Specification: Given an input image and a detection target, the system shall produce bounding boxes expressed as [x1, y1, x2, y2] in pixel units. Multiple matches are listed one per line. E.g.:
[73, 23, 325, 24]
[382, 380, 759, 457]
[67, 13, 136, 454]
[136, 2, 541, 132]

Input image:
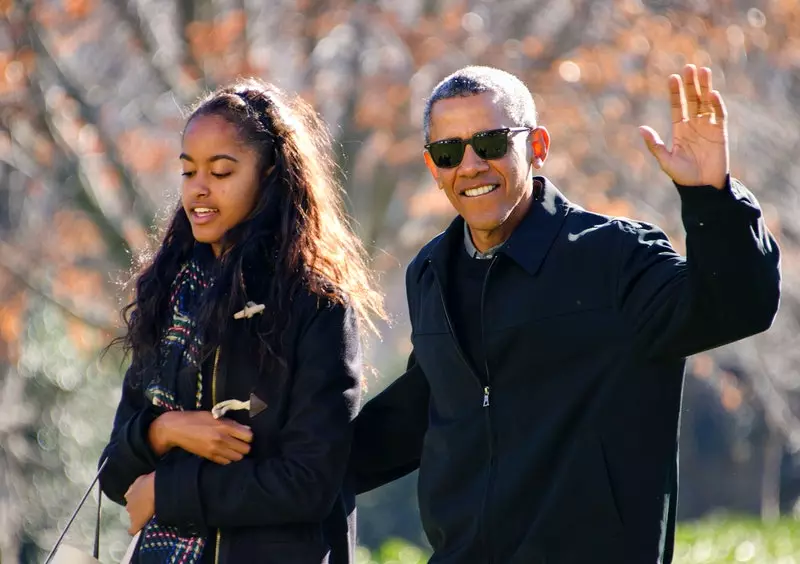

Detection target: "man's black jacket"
[99, 268, 362, 564]
[351, 177, 780, 564]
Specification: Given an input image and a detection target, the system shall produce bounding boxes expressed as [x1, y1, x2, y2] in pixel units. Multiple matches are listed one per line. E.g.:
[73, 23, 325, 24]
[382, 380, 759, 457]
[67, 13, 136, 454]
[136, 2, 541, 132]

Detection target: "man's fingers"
[709, 90, 727, 124]
[696, 66, 715, 119]
[698, 66, 713, 96]
[683, 64, 701, 117]
[669, 74, 687, 124]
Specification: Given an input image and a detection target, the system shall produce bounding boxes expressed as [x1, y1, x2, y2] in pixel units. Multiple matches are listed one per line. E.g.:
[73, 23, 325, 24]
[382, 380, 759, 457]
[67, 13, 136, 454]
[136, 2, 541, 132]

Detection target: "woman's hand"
[148, 411, 253, 464]
[124, 472, 155, 535]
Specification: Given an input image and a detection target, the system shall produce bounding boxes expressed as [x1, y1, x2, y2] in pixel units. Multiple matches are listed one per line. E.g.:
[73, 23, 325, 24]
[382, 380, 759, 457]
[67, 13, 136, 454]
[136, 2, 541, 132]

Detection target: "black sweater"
[448, 249, 492, 381]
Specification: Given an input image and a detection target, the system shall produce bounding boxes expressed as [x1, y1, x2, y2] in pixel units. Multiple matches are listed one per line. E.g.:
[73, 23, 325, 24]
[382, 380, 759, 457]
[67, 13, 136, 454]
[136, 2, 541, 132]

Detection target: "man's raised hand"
[640, 64, 729, 190]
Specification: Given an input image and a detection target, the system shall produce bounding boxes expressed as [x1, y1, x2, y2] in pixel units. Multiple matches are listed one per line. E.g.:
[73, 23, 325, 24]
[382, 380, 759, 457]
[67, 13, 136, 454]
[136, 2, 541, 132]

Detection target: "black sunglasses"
[425, 127, 532, 169]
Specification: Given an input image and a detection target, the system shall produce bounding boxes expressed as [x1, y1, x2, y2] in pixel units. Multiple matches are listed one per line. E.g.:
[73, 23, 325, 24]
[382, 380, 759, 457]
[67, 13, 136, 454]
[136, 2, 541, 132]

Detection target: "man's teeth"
[464, 185, 496, 197]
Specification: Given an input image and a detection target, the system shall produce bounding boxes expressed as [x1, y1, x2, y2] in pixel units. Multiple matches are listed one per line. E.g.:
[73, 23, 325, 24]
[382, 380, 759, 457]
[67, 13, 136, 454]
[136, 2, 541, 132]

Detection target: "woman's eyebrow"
[179, 153, 239, 163]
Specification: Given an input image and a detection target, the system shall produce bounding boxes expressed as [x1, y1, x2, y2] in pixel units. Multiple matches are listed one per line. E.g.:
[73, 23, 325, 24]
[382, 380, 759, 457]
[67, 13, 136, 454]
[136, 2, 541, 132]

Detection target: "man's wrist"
[674, 173, 732, 192]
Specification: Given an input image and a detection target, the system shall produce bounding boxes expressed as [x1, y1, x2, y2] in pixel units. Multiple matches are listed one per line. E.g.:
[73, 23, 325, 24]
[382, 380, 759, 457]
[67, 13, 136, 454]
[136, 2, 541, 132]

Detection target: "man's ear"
[423, 151, 443, 189]
[530, 126, 551, 169]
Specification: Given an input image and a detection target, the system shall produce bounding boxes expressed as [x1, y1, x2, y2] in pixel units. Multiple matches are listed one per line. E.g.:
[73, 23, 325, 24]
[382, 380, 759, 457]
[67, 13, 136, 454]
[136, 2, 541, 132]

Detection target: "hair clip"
[234, 301, 265, 319]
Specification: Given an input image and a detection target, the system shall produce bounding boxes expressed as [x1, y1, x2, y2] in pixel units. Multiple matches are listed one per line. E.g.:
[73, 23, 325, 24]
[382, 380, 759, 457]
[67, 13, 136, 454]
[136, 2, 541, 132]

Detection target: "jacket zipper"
[431, 257, 497, 563]
[478, 256, 498, 564]
[211, 346, 222, 564]
[431, 272, 485, 391]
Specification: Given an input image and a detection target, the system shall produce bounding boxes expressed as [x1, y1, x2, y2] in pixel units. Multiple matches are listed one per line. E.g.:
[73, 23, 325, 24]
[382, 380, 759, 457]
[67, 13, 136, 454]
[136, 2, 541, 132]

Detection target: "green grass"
[355, 538, 430, 564]
[673, 514, 800, 563]
[357, 515, 800, 563]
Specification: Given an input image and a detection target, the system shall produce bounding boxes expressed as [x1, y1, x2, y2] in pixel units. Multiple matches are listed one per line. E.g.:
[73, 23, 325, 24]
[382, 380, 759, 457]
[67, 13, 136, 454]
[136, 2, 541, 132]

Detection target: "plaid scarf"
[138, 256, 213, 563]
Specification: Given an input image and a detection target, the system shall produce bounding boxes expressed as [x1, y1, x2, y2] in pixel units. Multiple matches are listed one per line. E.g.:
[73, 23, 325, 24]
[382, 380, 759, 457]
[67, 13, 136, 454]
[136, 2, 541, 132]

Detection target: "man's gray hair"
[423, 66, 538, 143]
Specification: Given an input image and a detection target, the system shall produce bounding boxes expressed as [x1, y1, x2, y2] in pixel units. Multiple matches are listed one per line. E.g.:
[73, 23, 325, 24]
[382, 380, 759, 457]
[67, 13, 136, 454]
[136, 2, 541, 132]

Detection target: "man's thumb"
[639, 126, 669, 166]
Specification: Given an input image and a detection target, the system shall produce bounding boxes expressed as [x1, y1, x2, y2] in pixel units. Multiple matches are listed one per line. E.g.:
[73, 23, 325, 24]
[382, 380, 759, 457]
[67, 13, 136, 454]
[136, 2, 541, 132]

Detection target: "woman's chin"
[190, 228, 221, 246]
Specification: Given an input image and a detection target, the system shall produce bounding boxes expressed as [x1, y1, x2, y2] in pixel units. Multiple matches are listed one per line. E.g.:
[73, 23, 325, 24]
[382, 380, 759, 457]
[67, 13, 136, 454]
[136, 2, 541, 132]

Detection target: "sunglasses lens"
[429, 141, 465, 168]
[428, 129, 515, 168]
[473, 130, 509, 160]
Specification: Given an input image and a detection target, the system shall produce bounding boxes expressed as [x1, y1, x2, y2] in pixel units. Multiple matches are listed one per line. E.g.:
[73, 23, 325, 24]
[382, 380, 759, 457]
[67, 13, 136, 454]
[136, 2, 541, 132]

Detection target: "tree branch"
[0, 12, 134, 267]
[25, 19, 159, 222]
[11, 101, 135, 266]
[0, 241, 120, 334]
[525, 0, 600, 71]
[750, 342, 800, 453]
[176, 0, 214, 91]
[109, 0, 203, 104]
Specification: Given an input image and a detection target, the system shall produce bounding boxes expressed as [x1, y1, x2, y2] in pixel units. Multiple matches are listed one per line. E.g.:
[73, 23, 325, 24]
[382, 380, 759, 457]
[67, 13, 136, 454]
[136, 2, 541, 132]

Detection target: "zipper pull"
[483, 386, 491, 407]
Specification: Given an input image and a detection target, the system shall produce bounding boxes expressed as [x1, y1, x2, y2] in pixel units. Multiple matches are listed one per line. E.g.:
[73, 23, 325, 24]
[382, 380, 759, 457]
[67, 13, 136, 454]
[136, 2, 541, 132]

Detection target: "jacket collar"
[420, 177, 570, 281]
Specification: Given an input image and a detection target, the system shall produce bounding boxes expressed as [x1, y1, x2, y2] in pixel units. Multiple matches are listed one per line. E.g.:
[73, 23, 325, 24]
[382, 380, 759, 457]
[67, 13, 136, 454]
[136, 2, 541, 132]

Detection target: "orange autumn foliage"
[0, 291, 26, 363]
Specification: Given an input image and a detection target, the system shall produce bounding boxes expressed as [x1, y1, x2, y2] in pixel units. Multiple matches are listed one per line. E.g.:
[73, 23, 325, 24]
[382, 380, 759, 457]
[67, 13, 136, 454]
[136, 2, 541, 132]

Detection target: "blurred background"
[0, 0, 799, 562]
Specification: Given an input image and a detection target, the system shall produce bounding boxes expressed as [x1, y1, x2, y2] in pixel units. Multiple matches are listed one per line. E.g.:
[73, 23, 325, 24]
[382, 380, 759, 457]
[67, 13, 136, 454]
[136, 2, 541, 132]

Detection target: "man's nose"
[458, 144, 490, 176]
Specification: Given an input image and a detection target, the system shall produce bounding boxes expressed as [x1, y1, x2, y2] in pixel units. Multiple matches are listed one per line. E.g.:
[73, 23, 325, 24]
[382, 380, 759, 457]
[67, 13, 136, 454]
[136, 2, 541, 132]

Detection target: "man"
[351, 65, 780, 563]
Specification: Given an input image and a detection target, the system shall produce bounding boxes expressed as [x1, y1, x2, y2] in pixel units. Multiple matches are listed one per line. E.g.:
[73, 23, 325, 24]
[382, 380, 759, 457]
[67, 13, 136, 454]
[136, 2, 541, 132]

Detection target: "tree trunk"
[760, 423, 782, 522]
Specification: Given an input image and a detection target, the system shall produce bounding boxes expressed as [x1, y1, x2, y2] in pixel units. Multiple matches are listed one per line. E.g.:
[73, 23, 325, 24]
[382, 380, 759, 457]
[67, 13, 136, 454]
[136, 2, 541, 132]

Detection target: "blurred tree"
[0, 0, 799, 561]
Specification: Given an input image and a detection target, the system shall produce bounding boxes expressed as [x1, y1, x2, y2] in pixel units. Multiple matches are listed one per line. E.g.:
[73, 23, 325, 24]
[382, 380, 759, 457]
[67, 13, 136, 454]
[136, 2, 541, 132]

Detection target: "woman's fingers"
[218, 418, 253, 443]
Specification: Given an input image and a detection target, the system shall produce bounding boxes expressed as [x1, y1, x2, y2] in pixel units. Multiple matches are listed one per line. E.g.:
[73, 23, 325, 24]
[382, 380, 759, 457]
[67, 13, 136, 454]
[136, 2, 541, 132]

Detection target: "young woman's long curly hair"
[117, 78, 385, 383]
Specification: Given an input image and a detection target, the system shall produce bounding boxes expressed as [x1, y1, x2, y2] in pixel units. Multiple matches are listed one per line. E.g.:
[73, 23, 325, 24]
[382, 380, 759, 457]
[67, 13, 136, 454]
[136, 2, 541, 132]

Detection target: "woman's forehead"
[182, 114, 251, 157]
[184, 114, 237, 141]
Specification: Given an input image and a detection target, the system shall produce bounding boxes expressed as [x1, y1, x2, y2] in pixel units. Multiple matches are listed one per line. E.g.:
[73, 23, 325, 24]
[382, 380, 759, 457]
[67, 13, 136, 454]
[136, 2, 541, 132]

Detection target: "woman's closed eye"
[180, 171, 233, 179]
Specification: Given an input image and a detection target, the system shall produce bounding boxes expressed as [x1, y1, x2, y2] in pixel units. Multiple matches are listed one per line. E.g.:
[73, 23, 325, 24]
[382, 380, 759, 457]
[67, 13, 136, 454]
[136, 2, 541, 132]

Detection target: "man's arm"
[350, 352, 430, 494]
[622, 64, 781, 357]
[348, 253, 432, 494]
[618, 177, 780, 359]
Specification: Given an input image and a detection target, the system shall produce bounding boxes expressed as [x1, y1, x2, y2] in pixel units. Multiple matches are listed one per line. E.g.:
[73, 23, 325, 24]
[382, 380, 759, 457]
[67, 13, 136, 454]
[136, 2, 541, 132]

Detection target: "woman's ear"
[530, 126, 550, 169]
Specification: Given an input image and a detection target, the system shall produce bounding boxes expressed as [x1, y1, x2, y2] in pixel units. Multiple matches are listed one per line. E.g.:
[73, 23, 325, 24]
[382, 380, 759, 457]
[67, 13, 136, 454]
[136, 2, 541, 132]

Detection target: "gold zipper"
[212, 347, 220, 407]
[211, 346, 222, 564]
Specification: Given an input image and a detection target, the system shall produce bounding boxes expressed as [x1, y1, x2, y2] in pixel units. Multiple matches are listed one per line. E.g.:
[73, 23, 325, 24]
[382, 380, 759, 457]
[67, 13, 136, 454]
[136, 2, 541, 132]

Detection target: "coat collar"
[420, 177, 571, 281]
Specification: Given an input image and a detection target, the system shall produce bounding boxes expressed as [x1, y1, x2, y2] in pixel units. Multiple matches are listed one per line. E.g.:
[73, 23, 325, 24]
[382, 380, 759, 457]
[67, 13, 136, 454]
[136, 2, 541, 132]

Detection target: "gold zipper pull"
[483, 386, 491, 408]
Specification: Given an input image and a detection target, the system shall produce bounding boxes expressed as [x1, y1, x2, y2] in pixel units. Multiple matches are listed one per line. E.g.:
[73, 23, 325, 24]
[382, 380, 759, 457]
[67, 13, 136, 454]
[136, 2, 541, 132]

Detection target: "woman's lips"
[191, 207, 219, 224]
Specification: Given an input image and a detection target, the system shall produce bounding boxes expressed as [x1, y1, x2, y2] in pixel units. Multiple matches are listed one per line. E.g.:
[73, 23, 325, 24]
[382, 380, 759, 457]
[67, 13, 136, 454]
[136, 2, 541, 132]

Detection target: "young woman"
[98, 78, 384, 564]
